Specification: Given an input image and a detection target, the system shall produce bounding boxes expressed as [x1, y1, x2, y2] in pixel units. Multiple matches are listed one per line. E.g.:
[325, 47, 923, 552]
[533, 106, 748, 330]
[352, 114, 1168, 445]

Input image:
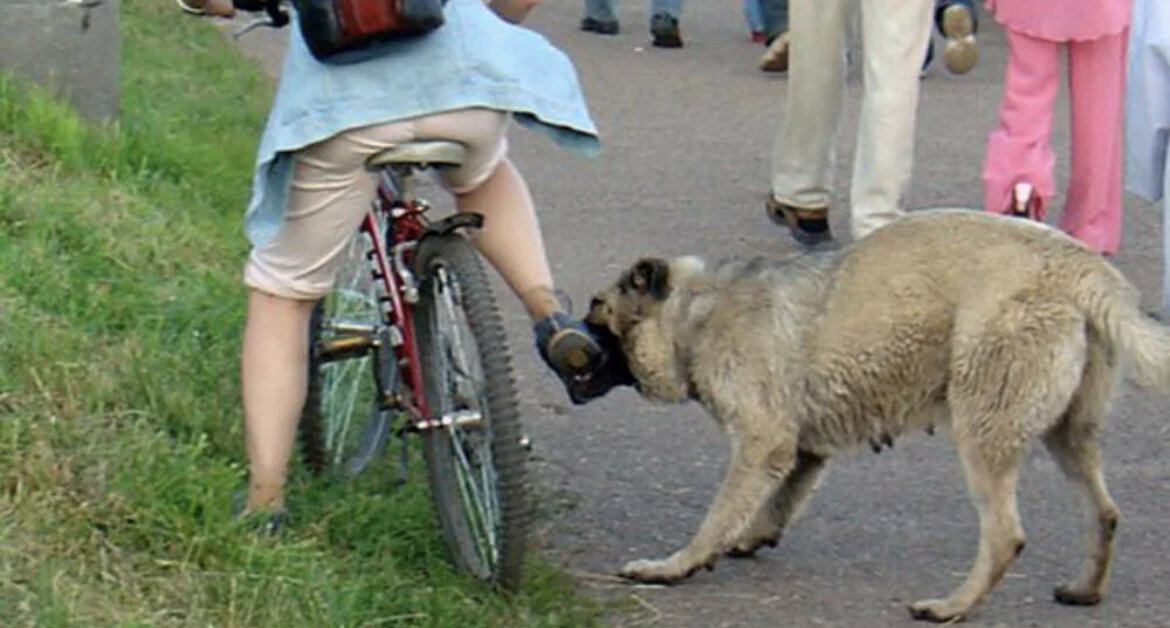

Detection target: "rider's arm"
[488, 0, 542, 23]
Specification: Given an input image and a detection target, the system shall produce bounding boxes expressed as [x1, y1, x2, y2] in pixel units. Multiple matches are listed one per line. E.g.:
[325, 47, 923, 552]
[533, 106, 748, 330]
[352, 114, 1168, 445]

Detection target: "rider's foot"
[563, 320, 637, 404]
[232, 490, 290, 535]
[535, 312, 606, 399]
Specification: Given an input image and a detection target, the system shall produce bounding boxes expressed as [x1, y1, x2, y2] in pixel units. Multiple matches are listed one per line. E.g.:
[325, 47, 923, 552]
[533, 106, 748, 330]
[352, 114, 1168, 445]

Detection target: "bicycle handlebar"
[231, 0, 289, 39]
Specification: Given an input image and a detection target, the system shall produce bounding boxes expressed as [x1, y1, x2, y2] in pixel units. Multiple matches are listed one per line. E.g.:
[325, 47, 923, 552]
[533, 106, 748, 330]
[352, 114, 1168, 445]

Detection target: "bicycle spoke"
[430, 268, 501, 569]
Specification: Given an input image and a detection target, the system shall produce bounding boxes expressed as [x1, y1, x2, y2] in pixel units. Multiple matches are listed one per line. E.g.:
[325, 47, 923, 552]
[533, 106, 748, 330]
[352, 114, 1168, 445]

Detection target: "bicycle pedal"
[412, 409, 482, 431]
[316, 335, 375, 362]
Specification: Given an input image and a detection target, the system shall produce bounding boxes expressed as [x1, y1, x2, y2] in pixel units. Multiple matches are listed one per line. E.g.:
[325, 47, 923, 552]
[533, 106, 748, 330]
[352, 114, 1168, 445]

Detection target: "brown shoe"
[758, 32, 789, 73]
[940, 4, 977, 75]
[765, 195, 832, 246]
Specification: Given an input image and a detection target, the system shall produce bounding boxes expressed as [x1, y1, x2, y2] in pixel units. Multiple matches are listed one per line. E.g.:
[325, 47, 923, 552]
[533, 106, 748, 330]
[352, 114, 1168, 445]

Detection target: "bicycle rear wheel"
[300, 223, 394, 477]
[412, 232, 529, 589]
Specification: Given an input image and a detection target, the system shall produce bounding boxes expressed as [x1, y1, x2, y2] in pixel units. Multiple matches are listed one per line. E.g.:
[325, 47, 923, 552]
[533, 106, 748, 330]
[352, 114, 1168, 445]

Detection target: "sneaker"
[231, 490, 290, 535]
[650, 13, 684, 48]
[939, 4, 977, 75]
[562, 321, 636, 405]
[581, 16, 620, 35]
[765, 195, 832, 246]
[750, 30, 767, 44]
[758, 32, 789, 73]
[535, 312, 606, 393]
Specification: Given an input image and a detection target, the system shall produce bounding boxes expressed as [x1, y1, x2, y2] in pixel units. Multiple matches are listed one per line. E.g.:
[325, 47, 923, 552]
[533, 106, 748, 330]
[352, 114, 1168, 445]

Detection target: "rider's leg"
[240, 290, 315, 511]
[450, 157, 560, 320]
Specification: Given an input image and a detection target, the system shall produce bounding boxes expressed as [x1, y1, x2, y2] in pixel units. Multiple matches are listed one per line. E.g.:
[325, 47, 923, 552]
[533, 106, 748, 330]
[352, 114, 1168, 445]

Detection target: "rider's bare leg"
[240, 289, 316, 511]
[453, 158, 561, 321]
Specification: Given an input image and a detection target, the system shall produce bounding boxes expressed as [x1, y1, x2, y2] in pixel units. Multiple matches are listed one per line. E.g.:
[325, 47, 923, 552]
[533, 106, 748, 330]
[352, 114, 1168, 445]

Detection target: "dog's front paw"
[620, 555, 711, 584]
[908, 598, 969, 623]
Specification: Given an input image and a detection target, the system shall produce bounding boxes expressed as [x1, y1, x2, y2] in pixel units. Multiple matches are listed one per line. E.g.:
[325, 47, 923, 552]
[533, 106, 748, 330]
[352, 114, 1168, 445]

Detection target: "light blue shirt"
[246, 0, 601, 246]
[1125, 0, 1170, 312]
[1125, 0, 1169, 203]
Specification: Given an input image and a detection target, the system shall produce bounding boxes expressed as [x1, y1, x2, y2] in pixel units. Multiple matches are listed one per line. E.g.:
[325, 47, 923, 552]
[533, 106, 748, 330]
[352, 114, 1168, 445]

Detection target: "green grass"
[0, 2, 605, 625]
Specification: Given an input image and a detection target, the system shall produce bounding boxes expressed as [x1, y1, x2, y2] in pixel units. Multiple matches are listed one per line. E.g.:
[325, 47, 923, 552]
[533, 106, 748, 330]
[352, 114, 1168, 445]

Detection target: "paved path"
[224, 5, 1170, 626]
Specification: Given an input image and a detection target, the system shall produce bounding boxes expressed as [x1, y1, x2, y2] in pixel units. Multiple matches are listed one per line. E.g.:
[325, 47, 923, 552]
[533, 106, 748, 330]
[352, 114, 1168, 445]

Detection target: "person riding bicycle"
[237, 0, 626, 523]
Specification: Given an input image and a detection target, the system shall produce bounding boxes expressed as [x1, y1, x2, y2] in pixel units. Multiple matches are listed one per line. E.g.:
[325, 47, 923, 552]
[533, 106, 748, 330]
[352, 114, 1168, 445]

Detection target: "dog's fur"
[586, 210, 1170, 622]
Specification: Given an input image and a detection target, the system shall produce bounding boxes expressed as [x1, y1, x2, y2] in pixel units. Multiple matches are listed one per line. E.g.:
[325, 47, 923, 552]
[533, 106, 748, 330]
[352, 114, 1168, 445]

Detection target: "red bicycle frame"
[359, 176, 431, 420]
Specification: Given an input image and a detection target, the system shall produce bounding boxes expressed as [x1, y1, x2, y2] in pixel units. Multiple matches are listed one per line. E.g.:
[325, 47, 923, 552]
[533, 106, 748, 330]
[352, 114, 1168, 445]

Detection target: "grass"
[0, 1, 605, 625]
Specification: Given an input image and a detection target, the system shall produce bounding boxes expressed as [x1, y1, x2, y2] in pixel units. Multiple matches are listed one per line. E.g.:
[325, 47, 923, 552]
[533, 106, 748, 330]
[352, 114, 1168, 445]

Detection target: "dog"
[585, 210, 1170, 622]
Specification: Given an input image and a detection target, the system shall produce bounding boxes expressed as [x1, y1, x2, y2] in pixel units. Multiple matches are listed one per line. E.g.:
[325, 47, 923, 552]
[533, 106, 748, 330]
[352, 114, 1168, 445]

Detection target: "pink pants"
[982, 27, 1128, 254]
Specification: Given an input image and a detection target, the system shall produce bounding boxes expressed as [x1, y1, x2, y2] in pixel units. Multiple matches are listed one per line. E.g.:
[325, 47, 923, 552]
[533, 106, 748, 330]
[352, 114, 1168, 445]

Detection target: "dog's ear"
[626, 258, 670, 300]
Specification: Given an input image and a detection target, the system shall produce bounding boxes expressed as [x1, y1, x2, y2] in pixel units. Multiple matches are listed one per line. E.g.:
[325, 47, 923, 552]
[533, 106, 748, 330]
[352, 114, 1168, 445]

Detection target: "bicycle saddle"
[365, 140, 467, 170]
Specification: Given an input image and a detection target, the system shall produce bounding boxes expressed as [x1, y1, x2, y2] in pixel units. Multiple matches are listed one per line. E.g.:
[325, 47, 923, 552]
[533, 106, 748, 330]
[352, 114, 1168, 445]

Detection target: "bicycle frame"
[361, 166, 431, 421]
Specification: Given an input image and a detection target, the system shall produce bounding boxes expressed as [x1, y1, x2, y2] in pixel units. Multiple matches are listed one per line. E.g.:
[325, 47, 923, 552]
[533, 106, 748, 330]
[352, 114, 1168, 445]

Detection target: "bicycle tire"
[412, 232, 529, 589]
[300, 226, 393, 477]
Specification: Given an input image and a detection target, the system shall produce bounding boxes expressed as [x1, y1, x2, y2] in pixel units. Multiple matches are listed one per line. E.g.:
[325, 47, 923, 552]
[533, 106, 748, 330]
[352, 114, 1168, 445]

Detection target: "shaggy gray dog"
[587, 210, 1170, 622]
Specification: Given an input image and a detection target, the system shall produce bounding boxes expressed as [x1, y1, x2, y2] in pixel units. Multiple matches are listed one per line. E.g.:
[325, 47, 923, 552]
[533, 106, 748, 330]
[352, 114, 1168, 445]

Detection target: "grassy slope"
[0, 2, 600, 626]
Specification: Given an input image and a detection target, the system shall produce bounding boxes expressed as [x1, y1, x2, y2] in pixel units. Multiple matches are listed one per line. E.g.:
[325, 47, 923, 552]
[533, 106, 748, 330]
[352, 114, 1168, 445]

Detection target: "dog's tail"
[1077, 262, 1170, 391]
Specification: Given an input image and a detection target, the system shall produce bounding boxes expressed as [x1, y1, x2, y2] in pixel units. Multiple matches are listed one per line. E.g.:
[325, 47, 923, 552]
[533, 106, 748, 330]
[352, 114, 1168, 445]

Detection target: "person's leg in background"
[768, 0, 850, 245]
[1162, 154, 1170, 316]
[581, 0, 620, 35]
[1061, 30, 1128, 255]
[981, 29, 1060, 220]
[744, 0, 766, 42]
[849, 0, 934, 239]
[650, 0, 684, 47]
[758, 0, 790, 72]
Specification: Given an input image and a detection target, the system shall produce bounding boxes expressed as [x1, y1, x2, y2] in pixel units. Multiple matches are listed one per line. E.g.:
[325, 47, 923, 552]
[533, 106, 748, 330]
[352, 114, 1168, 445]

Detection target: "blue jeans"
[584, 0, 682, 21]
[744, 0, 764, 33]
[759, 0, 788, 41]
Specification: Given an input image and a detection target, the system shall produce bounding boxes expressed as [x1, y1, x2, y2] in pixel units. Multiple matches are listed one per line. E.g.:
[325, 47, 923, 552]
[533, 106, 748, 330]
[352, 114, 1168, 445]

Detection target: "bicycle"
[234, 3, 531, 589]
[295, 140, 532, 589]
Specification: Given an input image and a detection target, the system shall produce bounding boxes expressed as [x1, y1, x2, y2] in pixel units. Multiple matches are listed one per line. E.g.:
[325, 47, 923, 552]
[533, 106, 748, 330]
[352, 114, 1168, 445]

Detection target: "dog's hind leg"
[727, 450, 827, 557]
[1044, 335, 1121, 607]
[910, 300, 1086, 622]
[909, 437, 1028, 623]
[621, 434, 796, 583]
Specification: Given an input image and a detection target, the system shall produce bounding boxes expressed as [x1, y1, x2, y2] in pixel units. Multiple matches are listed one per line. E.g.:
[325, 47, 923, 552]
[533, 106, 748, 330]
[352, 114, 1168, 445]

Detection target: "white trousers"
[770, 0, 934, 239]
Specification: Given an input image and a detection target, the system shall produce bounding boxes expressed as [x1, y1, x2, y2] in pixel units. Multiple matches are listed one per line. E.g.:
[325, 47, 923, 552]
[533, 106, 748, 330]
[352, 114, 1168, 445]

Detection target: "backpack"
[292, 0, 447, 63]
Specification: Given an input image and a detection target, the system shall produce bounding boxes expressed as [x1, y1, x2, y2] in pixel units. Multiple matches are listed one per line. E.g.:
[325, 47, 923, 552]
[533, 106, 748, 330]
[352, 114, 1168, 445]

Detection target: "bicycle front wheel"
[412, 233, 529, 589]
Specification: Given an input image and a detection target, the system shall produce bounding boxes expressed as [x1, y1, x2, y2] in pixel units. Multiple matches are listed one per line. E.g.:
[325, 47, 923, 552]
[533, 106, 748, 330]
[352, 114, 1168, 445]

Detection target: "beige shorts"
[244, 108, 509, 299]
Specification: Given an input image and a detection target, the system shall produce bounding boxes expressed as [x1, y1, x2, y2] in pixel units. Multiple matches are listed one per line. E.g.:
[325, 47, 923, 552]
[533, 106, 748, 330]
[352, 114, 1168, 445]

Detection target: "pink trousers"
[981, 27, 1128, 254]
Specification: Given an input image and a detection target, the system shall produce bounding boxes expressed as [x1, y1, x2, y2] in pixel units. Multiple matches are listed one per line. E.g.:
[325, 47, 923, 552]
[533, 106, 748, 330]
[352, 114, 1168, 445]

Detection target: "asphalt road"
[225, 4, 1170, 626]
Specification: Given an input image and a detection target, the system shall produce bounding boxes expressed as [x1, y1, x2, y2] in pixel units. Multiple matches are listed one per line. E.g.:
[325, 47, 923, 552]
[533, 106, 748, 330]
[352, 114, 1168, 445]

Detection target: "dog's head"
[586, 257, 705, 402]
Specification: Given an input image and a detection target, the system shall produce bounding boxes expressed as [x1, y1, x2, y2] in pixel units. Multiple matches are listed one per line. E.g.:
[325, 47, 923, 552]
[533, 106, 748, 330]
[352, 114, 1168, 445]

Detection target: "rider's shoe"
[231, 490, 290, 535]
[535, 312, 607, 401]
[562, 320, 637, 404]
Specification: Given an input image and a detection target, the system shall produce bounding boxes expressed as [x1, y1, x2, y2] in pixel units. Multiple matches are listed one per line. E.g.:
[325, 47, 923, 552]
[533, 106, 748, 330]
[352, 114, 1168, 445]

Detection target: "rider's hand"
[488, 0, 541, 24]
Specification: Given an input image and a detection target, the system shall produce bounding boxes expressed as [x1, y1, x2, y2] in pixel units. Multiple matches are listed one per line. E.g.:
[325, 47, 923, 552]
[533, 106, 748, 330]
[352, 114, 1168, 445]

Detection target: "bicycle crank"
[315, 322, 380, 363]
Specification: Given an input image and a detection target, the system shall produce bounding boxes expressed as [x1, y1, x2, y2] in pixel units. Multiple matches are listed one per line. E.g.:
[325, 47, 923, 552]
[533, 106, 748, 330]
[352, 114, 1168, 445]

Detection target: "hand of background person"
[488, 0, 541, 23]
